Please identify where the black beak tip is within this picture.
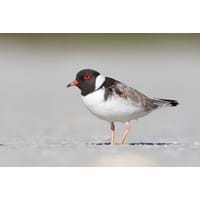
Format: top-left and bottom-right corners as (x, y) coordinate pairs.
(66, 83), (71, 88)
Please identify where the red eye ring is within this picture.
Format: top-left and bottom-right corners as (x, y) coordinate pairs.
(83, 74), (91, 80)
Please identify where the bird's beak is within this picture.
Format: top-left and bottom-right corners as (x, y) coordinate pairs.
(67, 80), (79, 87)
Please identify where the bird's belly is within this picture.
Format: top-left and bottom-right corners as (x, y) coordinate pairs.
(81, 90), (147, 122)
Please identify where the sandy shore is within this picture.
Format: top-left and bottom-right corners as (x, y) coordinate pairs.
(0, 34), (200, 166)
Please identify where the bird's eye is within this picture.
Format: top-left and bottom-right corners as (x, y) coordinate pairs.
(83, 74), (91, 80)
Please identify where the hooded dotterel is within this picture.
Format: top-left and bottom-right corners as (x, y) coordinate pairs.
(67, 69), (179, 145)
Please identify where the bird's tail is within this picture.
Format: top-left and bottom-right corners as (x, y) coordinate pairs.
(153, 98), (179, 108)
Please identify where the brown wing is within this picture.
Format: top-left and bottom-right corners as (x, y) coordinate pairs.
(104, 79), (157, 111)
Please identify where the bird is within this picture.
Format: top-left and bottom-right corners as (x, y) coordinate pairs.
(67, 69), (179, 145)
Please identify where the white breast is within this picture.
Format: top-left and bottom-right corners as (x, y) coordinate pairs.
(81, 88), (148, 122)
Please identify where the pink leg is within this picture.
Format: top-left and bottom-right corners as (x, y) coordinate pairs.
(120, 122), (131, 144)
(111, 122), (115, 145)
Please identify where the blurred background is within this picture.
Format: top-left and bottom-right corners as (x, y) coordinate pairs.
(0, 34), (199, 166)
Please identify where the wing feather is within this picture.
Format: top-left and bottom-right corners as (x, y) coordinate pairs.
(104, 78), (157, 111)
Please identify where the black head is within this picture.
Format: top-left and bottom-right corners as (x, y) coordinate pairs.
(67, 69), (100, 96)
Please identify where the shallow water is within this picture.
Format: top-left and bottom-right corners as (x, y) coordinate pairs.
(0, 34), (200, 166)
